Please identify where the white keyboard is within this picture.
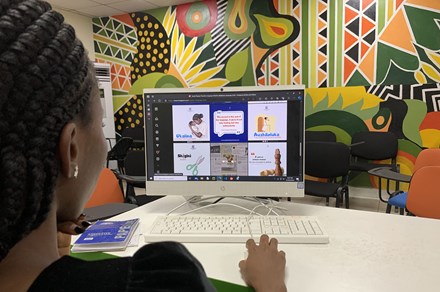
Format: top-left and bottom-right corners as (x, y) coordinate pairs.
(144, 215), (329, 244)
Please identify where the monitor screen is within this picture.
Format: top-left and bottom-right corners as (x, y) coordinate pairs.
(143, 86), (305, 198)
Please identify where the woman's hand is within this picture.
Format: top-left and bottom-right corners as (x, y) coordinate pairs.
(239, 234), (287, 292)
(56, 214), (91, 256)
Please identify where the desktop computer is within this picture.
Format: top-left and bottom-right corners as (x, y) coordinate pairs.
(141, 86), (329, 244)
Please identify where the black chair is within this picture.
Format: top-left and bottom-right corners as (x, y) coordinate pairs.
(122, 127), (144, 149)
(350, 131), (398, 172)
(305, 130), (336, 142)
(305, 141), (350, 208)
(118, 150), (162, 206)
(350, 131), (399, 201)
(106, 137), (133, 174)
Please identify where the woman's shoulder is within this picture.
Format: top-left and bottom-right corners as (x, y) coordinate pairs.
(29, 253), (130, 291)
(30, 242), (216, 292)
(127, 241), (216, 291)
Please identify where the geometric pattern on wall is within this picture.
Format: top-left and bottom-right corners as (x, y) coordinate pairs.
(257, 0), (301, 86)
(258, 50), (280, 86)
(211, 0), (251, 66)
(129, 12), (171, 82)
(351, 1), (440, 86)
(344, 0), (377, 83)
(367, 83), (440, 112)
(93, 15), (137, 96)
(111, 63), (132, 92)
(291, 0), (302, 85)
(317, 0), (328, 87)
(93, 16), (138, 63)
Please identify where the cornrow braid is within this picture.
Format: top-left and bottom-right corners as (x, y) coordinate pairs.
(0, 0), (96, 260)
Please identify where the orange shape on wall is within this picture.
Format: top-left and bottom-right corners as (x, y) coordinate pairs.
(345, 7), (357, 24)
(344, 57), (356, 82)
(361, 16), (375, 35)
(344, 31), (358, 50)
(406, 0), (440, 10)
(358, 42), (376, 84)
(362, 0), (375, 11)
(379, 9), (416, 54)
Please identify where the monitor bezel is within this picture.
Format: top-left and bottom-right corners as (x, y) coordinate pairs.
(142, 85), (305, 198)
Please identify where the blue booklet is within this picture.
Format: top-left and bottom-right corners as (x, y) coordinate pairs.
(71, 218), (140, 252)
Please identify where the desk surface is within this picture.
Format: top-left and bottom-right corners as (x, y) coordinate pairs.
(95, 196), (440, 292)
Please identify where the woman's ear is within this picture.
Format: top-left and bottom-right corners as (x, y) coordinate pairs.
(58, 122), (80, 179)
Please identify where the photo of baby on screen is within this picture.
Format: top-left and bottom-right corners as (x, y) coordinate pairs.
(189, 113), (207, 138)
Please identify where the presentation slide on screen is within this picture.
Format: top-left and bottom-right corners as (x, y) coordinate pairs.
(173, 143), (211, 176)
(248, 142), (287, 176)
(210, 143), (248, 176)
(172, 104), (210, 141)
(247, 101), (287, 141)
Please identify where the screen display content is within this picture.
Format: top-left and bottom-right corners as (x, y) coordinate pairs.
(143, 86), (305, 198)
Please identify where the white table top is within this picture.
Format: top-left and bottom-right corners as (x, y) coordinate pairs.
(94, 196), (440, 292)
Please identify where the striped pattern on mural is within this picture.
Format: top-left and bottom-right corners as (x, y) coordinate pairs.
(211, 0), (251, 66)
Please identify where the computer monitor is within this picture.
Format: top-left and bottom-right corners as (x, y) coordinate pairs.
(143, 85), (305, 198)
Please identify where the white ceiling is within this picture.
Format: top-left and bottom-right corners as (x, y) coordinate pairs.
(46, 0), (197, 17)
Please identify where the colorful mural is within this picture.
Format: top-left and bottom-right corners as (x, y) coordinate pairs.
(93, 0), (440, 187)
(306, 83), (440, 188)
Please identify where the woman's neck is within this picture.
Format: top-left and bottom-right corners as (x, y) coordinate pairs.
(0, 209), (60, 291)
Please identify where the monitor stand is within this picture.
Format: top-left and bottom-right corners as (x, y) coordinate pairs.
(168, 195), (286, 216)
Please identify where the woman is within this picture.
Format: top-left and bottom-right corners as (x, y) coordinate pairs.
(189, 113), (207, 138)
(0, 1), (286, 291)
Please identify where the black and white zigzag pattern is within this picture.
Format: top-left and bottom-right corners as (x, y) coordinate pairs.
(367, 83), (440, 112)
(211, 0), (251, 66)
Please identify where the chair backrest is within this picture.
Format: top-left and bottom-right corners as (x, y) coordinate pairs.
(85, 168), (125, 208)
(122, 127), (145, 149)
(414, 148), (440, 172)
(122, 127), (144, 140)
(305, 141), (350, 178)
(305, 131), (336, 142)
(406, 166), (440, 219)
(350, 131), (398, 160)
(124, 150), (146, 176)
(107, 137), (133, 166)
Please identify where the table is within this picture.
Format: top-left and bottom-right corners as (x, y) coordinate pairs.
(83, 203), (138, 221)
(76, 196), (440, 292)
(368, 166), (411, 202)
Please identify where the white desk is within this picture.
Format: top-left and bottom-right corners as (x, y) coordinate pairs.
(95, 196), (440, 292)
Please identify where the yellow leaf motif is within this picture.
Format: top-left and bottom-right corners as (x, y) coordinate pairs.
(165, 12), (229, 88)
(195, 79), (230, 88)
(190, 66), (223, 84)
(427, 50), (440, 69)
(179, 37), (198, 71)
(414, 70), (427, 84)
(171, 26), (179, 63)
(421, 62), (440, 82)
(163, 7), (176, 36)
(184, 63), (206, 80)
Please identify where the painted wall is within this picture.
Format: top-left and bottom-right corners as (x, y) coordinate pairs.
(93, 0), (440, 187)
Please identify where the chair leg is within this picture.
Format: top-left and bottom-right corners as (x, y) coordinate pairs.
(125, 184), (138, 205)
(335, 195), (340, 208)
(326, 197), (330, 206)
(344, 188), (350, 209)
(386, 204), (392, 213)
(399, 208), (404, 215)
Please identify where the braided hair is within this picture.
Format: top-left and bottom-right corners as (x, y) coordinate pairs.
(0, 0), (96, 260)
